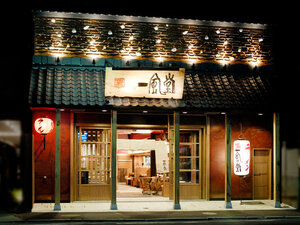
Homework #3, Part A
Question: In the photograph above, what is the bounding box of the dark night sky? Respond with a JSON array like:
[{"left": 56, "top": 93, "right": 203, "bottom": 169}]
[{"left": 0, "top": 1, "right": 299, "bottom": 127}]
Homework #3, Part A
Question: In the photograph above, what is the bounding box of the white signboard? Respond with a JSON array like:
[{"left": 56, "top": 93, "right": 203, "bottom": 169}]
[
  {"left": 154, "top": 141, "right": 169, "bottom": 173},
  {"left": 233, "top": 139, "right": 250, "bottom": 176},
  {"left": 105, "top": 67, "right": 185, "bottom": 99}
]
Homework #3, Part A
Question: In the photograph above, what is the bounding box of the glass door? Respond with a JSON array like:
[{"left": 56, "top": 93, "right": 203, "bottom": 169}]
[
  {"left": 169, "top": 127, "right": 203, "bottom": 200},
  {"left": 77, "top": 127, "right": 112, "bottom": 200}
]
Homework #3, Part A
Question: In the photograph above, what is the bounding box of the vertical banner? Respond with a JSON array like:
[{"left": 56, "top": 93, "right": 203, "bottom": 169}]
[{"left": 233, "top": 139, "right": 250, "bottom": 176}]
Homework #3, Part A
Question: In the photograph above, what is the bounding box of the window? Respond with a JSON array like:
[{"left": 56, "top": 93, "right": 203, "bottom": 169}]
[{"left": 179, "top": 131, "right": 200, "bottom": 184}]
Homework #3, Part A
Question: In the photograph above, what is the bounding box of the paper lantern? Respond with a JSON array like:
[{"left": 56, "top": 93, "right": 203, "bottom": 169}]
[
  {"left": 34, "top": 117, "right": 54, "bottom": 135},
  {"left": 233, "top": 139, "right": 250, "bottom": 176}
]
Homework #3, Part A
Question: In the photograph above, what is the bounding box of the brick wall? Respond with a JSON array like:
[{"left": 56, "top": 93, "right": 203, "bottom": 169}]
[{"left": 33, "top": 13, "right": 273, "bottom": 66}]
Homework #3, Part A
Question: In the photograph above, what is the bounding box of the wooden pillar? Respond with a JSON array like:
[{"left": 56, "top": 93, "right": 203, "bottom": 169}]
[
  {"left": 54, "top": 108, "right": 61, "bottom": 211},
  {"left": 274, "top": 112, "right": 281, "bottom": 208},
  {"left": 173, "top": 111, "right": 181, "bottom": 209},
  {"left": 110, "top": 110, "right": 118, "bottom": 210},
  {"left": 225, "top": 113, "right": 232, "bottom": 209}
]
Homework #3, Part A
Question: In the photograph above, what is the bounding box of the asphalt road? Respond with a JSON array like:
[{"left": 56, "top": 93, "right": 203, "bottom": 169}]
[{"left": 5, "top": 219, "right": 300, "bottom": 225}]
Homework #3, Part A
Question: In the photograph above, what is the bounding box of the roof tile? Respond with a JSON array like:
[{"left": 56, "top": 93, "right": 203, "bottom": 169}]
[{"left": 29, "top": 67, "right": 273, "bottom": 110}]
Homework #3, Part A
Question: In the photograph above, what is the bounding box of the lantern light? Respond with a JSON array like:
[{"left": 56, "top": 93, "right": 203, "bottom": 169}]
[
  {"left": 34, "top": 117, "right": 54, "bottom": 135},
  {"left": 34, "top": 117, "right": 54, "bottom": 150},
  {"left": 233, "top": 139, "right": 250, "bottom": 176}
]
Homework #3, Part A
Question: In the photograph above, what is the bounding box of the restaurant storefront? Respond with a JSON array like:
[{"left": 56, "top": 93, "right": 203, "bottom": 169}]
[{"left": 29, "top": 11, "right": 279, "bottom": 211}]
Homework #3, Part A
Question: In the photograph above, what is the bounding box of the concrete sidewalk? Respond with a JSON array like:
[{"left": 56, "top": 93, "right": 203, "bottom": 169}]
[
  {"left": 1, "top": 209, "right": 300, "bottom": 224},
  {"left": 31, "top": 200, "right": 293, "bottom": 212},
  {"left": 0, "top": 200, "right": 300, "bottom": 224}
]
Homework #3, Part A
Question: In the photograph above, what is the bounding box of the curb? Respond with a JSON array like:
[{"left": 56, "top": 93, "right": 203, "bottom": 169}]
[{"left": 1, "top": 215, "right": 300, "bottom": 224}]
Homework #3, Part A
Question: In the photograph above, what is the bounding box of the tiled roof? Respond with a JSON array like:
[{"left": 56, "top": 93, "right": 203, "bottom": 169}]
[{"left": 29, "top": 67, "right": 273, "bottom": 110}]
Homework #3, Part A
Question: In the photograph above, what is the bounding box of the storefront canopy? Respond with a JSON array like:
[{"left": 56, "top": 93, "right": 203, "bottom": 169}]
[{"left": 28, "top": 66, "right": 274, "bottom": 110}]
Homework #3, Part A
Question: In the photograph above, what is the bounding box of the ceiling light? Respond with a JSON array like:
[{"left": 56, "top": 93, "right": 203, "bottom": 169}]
[
  {"left": 156, "top": 39, "right": 161, "bottom": 44},
  {"left": 51, "top": 19, "right": 56, "bottom": 23},
  {"left": 239, "top": 28, "right": 243, "bottom": 33},
  {"left": 108, "top": 30, "right": 113, "bottom": 35},
  {"left": 154, "top": 26, "right": 158, "bottom": 31},
  {"left": 129, "top": 35, "right": 134, "bottom": 41},
  {"left": 120, "top": 24, "right": 125, "bottom": 29},
  {"left": 72, "top": 28, "right": 77, "bottom": 34},
  {"left": 216, "top": 30, "right": 220, "bottom": 34},
  {"left": 143, "top": 110, "right": 148, "bottom": 113},
  {"left": 83, "top": 26, "right": 89, "bottom": 30},
  {"left": 205, "top": 35, "right": 209, "bottom": 40},
  {"left": 182, "top": 31, "right": 188, "bottom": 35},
  {"left": 171, "top": 47, "right": 177, "bottom": 52}
]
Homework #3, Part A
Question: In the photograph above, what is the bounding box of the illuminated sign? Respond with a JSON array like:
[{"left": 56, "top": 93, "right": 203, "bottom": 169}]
[
  {"left": 105, "top": 67, "right": 185, "bottom": 99},
  {"left": 34, "top": 117, "right": 54, "bottom": 135},
  {"left": 233, "top": 139, "right": 250, "bottom": 176}
]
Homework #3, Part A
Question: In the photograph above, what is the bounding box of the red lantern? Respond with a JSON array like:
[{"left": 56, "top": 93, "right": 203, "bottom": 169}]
[
  {"left": 34, "top": 117, "right": 54, "bottom": 135},
  {"left": 34, "top": 117, "right": 54, "bottom": 150}
]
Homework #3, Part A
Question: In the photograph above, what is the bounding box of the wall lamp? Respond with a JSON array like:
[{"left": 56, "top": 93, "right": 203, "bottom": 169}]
[{"left": 34, "top": 117, "right": 54, "bottom": 150}]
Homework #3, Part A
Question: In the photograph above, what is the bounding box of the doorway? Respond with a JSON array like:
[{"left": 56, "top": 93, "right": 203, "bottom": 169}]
[
  {"left": 253, "top": 149, "right": 272, "bottom": 199},
  {"left": 73, "top": 116, "right": 206, "bottom": 202},
  {"left": 116, "top": 128, "right": 169, "bottom": 200},
  {"left": 76, "top": 126, "right": 112, "bottom": 201}
]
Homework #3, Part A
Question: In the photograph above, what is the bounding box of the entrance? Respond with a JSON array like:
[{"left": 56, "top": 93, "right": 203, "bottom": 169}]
[
  {"left": 253, "top": 149, "right": 272, "bottom": 199},
  {"left": 116, "top": 128, "right": 169, "bottom": 200},
  {"left": 73, "top": 113, "right": 206, "bottom": 202},
  {"left": 76, "top": 126, "right": 112, "bottom": 201}
]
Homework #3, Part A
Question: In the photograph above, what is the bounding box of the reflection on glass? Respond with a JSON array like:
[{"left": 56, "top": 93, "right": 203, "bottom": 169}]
[
  {"left": 180, "top": 171, "right": 199, "bottom": 184},
  {"left": 179, "top": 130, "right": 200, "bottom": 185}
]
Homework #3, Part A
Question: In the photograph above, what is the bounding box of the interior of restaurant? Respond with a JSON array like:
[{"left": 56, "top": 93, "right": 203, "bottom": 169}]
[{"left": 116, "top": 129, "right": 170, "bottom": 199}]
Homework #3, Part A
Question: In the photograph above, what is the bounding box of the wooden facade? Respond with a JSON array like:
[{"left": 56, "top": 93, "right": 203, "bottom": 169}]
[
  {"left": 32, "top": 110, "right": 274, "bottom": 203},
  {"left": 29, "top": 11, "right": 279, "bottom": 210}
]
